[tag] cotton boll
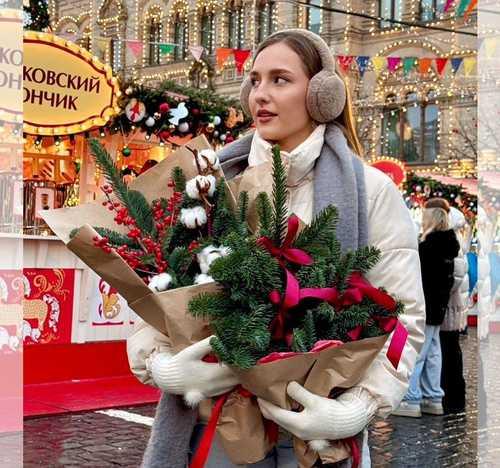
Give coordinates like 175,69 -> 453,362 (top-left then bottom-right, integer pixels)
194,273 -> 215,285
196,149 -> 220,171
148,273 -> 173,292
185,175 -> 216,200
180,206 -> 207,229
197,245 -> 231,274
309,440 -> 330,452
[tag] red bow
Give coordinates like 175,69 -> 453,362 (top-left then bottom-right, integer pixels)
258,215 -> 313,342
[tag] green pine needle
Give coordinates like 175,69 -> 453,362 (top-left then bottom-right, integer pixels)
270,145 -> 288,246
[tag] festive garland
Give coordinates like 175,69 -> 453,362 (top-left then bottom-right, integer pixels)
107,80 -> 252,153
24,0 -> 50,31
403,172 -> 477,222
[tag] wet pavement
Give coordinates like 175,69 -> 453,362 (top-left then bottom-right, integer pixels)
21,329 -> 500,467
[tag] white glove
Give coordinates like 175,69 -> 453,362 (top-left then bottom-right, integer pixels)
150,336 -> 239,407
258,382 -> 378,451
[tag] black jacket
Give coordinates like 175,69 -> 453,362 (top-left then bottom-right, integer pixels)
419,230 -> 460,326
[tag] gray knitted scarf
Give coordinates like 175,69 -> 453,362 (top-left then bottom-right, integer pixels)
141,123 -> 368,468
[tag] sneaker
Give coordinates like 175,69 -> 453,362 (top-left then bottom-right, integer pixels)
421,399 -> 444,415
392,401 -> 422,418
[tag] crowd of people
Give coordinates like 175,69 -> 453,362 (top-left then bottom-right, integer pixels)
394,198 -> 472,417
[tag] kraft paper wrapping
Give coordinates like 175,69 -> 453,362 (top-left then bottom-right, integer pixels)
294,335 -> 389,467
40,135 -> 224,340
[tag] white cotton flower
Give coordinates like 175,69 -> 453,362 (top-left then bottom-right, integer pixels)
194,273 -> 215,285
148,273 -> 173,292
180,206 -> 207,229
195,149 -> 220,171
185,175 -> 216,200
197,245 -> 231,275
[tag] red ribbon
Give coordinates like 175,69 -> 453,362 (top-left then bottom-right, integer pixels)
189,386 -> 278,468
259,216 -> 313,341
344,436 -> 361,468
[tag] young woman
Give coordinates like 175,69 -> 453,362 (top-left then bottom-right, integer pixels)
128,29 -> 425,467
394,206 -> 459,418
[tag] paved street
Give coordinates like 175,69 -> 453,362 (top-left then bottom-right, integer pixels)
19,329 -> 500,467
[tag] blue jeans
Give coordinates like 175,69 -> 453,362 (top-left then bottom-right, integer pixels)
404,324 -> 444,404
189,424 -> 371,467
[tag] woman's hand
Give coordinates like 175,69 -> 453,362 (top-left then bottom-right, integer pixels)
257,382 -> 376,443
151,336 -> 239,407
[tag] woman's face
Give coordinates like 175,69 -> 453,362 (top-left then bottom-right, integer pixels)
249,42 -> 314,153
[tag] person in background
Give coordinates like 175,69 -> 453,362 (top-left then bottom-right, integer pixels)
438,204 -> 470,414
393,204 -> 460,417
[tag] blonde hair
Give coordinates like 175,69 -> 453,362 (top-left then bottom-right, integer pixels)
421,207 -> 450,240
253,31 -> 363,157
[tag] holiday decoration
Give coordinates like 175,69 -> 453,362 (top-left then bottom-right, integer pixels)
125,99 -> 146,123
145,116 -> 155,127
168,102 -> 189,125
178,122 -> 190,133
403,172 -> 477,222
121,146 -> 132,157
24,0 -> 49,31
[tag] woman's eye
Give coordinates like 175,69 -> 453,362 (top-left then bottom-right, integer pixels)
250,78 -> 259,87
274,76 -> 288,84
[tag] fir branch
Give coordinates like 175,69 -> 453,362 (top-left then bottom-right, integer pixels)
171,166 -> 186,192
89,139 -> 153,233
237,191 -> 249,224
295,206 -> 339,256
271,145 -> 288,245
351,246 -> 381,274
212,178 -> 239,241
256,192 -> 273,237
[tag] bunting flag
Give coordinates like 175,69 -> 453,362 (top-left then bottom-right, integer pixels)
403,57 -> 417,76
371,56 -> 385,75
450,57 -> 463,74
418,57 -> 432,74
463,0 -> 477,18
216,47 -> 233,70
456,0 -> 471,16
435,58 -> 449,76
356,56 -> 370,77
159,44 -> 176,55
387,57 -> 402,73
234,49 -> 251,73
485,37 -> 497,58
127,40 -> 143,58
443,0 -> 455,12
189,45 -> 205,62
463,56 -> 476,76
337,55 -> 354,73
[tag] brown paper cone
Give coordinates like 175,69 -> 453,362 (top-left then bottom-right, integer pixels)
294,335 -> 389,467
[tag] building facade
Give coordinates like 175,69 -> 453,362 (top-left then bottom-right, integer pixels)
51,0 -> 477,175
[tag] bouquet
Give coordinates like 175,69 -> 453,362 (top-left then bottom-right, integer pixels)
42,138 -> 408,468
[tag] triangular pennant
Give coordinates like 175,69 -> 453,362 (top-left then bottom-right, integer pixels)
450,57 -> 463,73
435,58 -> 448,76
371,56 -> 385,75
418,57 -> 432,74
337,55 -> 354,73
127,40 -> 143,58
403,57 -> 417,76
216,47 -> 233,70
233,49 -> 251,73
387,57 -> 401,72
456,0 -> 471,16
485,37 -> 497,58
463,56 -> 476,76
463,0 -> 477,18
189,45 -> 205,61
356,56 -> 370,77
159,44 -> 176,55
443,0 -> 455,12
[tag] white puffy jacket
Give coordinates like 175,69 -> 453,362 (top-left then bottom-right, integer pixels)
127,163 -> 425,418
441,208 -> 470,332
